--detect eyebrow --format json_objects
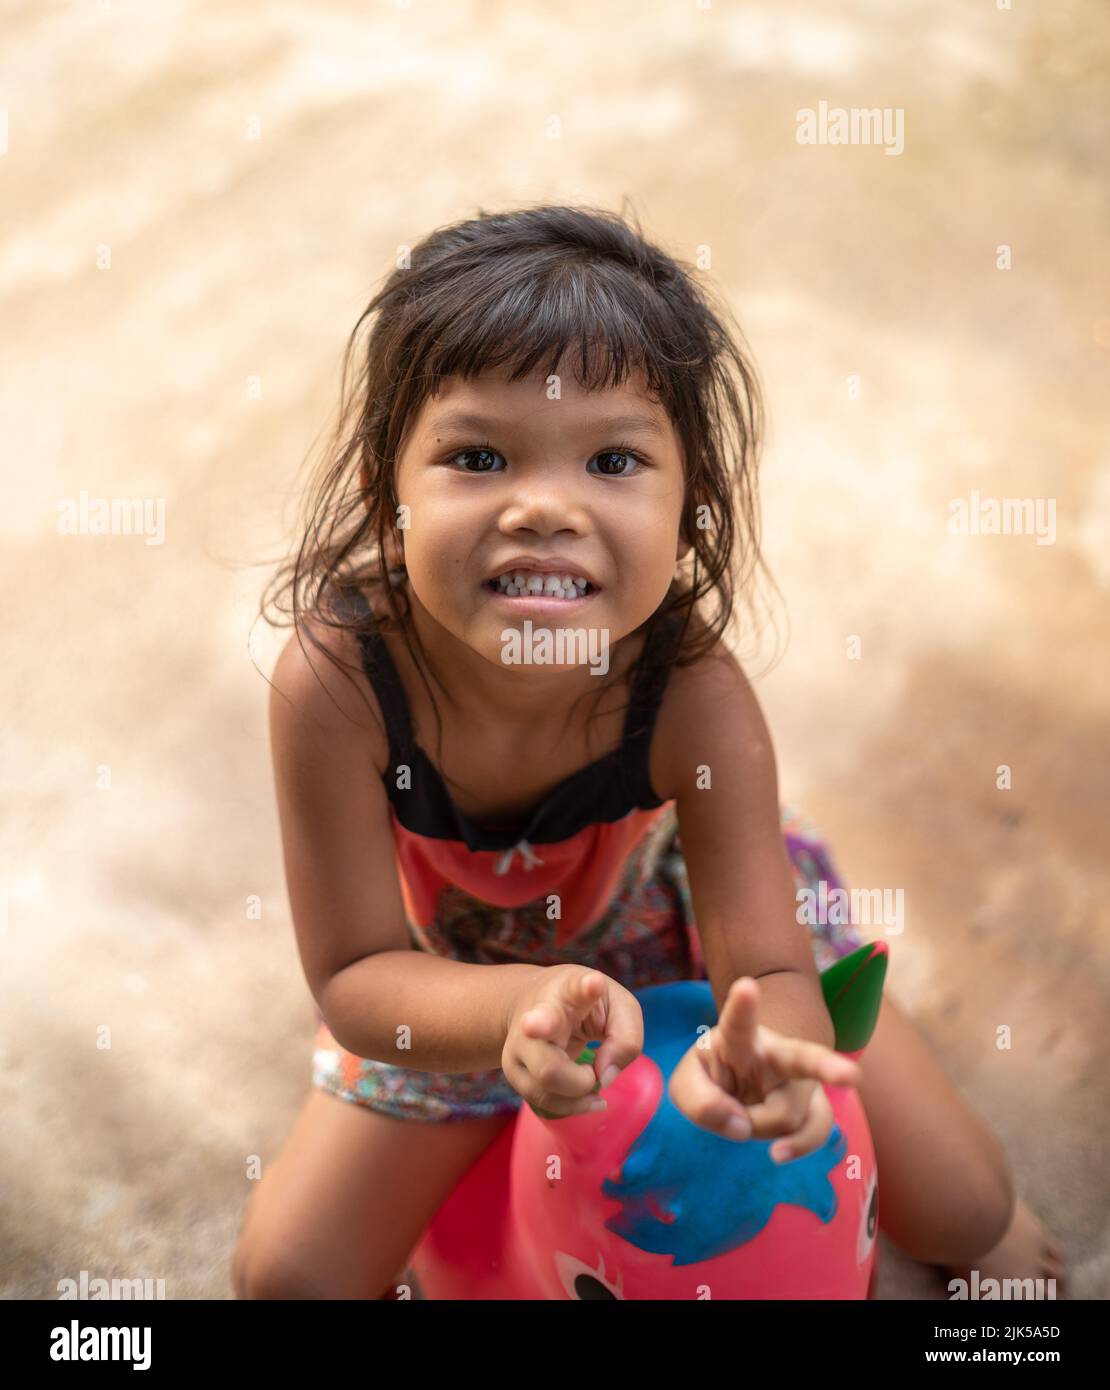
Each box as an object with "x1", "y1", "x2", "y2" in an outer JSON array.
[{"x1": 426, "y1": 409, "x2": 667, "y2": 440}]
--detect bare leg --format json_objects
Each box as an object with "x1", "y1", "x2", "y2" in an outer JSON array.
[
  {"x1": 231, "y1": 1089, "x2": 515, "y2": 1300},
  {"x1": 857, "y1": 992, "x2": 1067, "y2": 1292}
]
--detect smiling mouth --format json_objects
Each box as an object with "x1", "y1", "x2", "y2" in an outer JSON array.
[{"x1": 483, "y1": 577, "x2": 599, "y2": 599}]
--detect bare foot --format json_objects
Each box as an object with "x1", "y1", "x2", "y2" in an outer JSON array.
[{"x1": 945, "y1": 1198, "x2": 1067, "y2": 1298}]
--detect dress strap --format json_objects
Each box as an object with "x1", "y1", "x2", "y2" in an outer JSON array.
[
  {"x1": 331, "y1": 584, "x2": 417, "y2": 769},
  {"x1": 618, "y1": 605, "x2": 686, "y2": 805}
]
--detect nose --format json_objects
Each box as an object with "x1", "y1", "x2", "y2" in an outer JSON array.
[{"x1": 499, "y1": 475, "x2": 590, "y2": 535}]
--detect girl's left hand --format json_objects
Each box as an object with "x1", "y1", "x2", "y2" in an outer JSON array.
[{"x1": 667, "y1": 976, "x2": 863, "y2": 1163}]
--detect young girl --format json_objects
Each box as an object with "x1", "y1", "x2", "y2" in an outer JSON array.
[{"x1": 233, "y1": 203, "x2": 1065, "y2": 1300}]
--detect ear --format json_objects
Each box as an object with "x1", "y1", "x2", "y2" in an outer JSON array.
[{"x1": 676, "y1": 533, "x2": 693, "y2": 564}]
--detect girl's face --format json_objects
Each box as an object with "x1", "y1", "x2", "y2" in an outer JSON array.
[{"x1": 391, "y1": 365, "x2": 690, "y2": 672}]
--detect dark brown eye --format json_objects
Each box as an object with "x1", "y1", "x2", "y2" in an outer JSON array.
[
  {"x1": 589, "y1": 450, "x2": 643, "y2": 477},
  {"x1": 451, "y1": 447, "x2": 503, "y2": 472}
]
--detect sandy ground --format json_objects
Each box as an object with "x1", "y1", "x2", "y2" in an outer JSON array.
[{"x1": 1, "y1": 1, "x2": 1107, "y2": 1300}]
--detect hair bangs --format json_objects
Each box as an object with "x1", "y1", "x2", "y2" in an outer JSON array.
[{"x1": 411, "y1": 256, "x2": 683, "y2": 405}]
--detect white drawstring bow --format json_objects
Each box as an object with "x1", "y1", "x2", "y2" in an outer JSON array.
[{"x1": 493, "y1": 838, "x2": 545, "y2": 875}]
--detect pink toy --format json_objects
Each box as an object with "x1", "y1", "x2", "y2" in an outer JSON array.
[{"x1": 406, "y1": 941, "x2": 887, "y2": 1299}]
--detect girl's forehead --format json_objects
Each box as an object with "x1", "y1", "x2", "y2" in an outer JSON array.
[
  {"x1": 434, "y1": 362, "x2": 653, "y2": 396},
  {"x1": 416, "y1": 368, "x2": 669, "y2": 432}
]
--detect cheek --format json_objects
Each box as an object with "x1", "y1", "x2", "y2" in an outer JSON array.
[
  {"x1": 404, "y1": 540, "x2": 472, "y2": 597},
  {"x1": 640, "y1": 522, "x2": 684, "y2": 574}
]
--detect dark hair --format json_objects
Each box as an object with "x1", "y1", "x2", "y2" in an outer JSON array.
[{"x1": 260, "y1": 201, "x2": 781, "y2": 778}]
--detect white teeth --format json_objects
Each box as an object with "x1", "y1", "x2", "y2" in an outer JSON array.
[{"x1": 493, "y1": 570, "x2": 593, "y2": 600}]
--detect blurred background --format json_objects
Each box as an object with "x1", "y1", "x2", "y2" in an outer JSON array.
[{"x1": 2, "y1": 0, "x2": 1106, "y2": 1299}]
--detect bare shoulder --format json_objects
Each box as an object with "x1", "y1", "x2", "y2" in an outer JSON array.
[
  {"x1": 268, "y1": 610, "x2": 389, "y2": 780},
  {"x1": 653, "y1": 641, "x2": 775, "y2": 802}
]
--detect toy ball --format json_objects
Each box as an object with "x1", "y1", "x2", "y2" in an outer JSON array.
[{"x1": 407, "y1": 941, "x2": 887, "y2": 1299}]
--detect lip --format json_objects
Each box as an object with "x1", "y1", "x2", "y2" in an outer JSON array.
[{"x1": 485, "y1": 556, "x2": 600, "y2": 588}]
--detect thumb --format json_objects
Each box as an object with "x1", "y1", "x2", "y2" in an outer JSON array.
[{"x1": 590, "y1": 985, "x2": 644, "y2": 1092}]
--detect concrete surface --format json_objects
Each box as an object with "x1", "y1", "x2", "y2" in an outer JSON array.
[{"x1": 1, "y1": 0, "x2": 1106, "y2": 1300}]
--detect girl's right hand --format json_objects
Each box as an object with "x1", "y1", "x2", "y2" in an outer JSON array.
[{"x1": 501, "y1": 965, "x2": 643, "y2": 1118}]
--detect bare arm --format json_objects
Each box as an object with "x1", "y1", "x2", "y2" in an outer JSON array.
[
  {"x1": 321, "y1": 952, "x2": 544, "y2": 1073},
  {"x1": 268, "y1": 625, "x2": 541, "y2": 1073},
  {"x1": 664, "y1": 652, "x2": 835, "y2": 1050}
]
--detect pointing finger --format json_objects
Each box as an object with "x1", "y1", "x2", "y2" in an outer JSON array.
[
  {"x1": 568, "y1": 969, "x2": 608, "y2": 1024},
  {"x1": 715, "y1": 977, "x2": 760, "y2": 1069},
  {"x1": 522, "y1": 972, "x2": 604, "y2": 1043}
]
